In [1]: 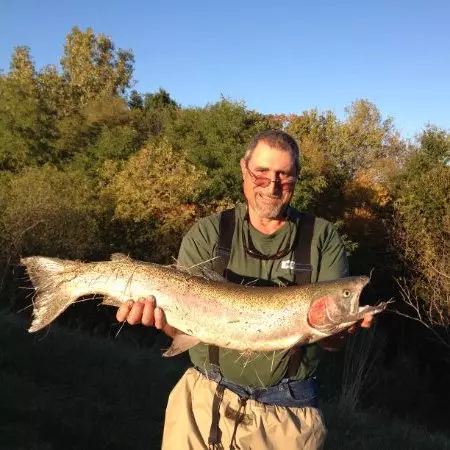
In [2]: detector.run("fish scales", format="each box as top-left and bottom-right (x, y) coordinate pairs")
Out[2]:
(21, 255), (389, 356)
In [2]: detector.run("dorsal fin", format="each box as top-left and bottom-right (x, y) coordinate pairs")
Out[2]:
(175, 258), (228, 283)
(110, 253), (132, 262)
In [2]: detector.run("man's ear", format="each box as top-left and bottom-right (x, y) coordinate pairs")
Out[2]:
(240, 159), (246, 178)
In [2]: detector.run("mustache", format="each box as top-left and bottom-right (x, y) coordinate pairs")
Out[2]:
(260, 194), (282, 200)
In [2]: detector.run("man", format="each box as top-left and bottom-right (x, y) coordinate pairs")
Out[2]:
(117, 130), (372, 449)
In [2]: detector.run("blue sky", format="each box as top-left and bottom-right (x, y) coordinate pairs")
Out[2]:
(1, 0), (449, 139)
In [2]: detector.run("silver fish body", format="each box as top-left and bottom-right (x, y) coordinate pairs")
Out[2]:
(21, 255), (388, 356)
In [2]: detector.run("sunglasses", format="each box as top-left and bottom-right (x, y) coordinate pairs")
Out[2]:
(242, 213), (296, 260)
(246, 166), (297, 191)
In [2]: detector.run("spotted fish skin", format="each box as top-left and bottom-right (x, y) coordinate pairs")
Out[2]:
(21, 255), (388, 356)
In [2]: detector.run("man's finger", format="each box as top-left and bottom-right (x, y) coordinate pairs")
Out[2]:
(154, 307), (167, 330)
(116, 299), (134, 322)
(360, 314), (374, 328)
(141, 296), (156, 327)
(126, 299), (145, 325)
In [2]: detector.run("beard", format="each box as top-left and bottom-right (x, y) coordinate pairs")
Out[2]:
(254, 194), (287, 219)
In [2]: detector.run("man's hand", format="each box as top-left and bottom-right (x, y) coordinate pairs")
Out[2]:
(318, 313), (374, 352)
(116, 296), (178, 338)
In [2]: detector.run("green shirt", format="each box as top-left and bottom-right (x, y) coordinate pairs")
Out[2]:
(177, 203), (348, 387)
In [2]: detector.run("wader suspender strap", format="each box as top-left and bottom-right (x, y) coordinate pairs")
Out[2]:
(211, 207), (236, 278)
(208, 345), (221, 376)
(208, 383), (226, 450)
(292, 214), (315, 286)
(287, 213), (315, 378)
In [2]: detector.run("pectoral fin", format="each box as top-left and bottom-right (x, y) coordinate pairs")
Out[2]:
(163, 332), (201, 357)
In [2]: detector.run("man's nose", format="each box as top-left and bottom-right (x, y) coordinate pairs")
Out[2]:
(267, 178), (282, 194)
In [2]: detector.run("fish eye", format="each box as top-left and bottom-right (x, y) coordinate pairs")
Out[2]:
(343, 289), (351, 298)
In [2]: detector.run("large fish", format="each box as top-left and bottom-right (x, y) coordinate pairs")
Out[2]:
(21, 254), (388, 356)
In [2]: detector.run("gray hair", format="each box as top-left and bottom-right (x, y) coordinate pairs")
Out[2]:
(243, 130), (300, 175)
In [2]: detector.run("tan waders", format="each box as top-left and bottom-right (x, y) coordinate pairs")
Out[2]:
(162, 368), (327, 450)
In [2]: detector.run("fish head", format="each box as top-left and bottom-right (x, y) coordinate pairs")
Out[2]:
(307, 276), (370, 335)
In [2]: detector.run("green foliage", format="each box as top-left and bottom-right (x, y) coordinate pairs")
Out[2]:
(144, 88), (178, 111)
(287, 101), (403, 216)
(0, 76), (40, 170)
(0, 29), (137, 173)
(340, 99), (396, 174)
(105, 141), (207, 220)
(9, 46), (36, 86)
(0, 166), (106, 261)
(101, 141), (209, 261)
(88, 124), (139, 162)
(61, 27), (134, 103)
(391, 127), (450, 324)
(160, 98), (273, 202)
(128, 89), (144, 110)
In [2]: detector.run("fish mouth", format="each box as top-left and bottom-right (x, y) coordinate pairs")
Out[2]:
(350, 276), (371, 315)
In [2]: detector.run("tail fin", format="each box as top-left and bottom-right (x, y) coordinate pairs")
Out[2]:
(21, 256), (79, 332)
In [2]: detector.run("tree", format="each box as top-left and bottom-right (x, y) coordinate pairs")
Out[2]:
(144, 88), (178, 111)
(9, 46), (36, 87)
(101, 141), (210, 262)
(392, 127), (450, 328)
(0, 166), (105, 261)
(0, 78), (35, 170)
(159, 98), (274, 202)
(61, 27), (134, 105)
(286, 110), (340, 213)
(128, 90), (143, 110)
(0, 47), (41, 170)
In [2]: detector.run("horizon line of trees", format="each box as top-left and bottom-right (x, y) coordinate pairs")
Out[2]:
(0, 27), (448, 340)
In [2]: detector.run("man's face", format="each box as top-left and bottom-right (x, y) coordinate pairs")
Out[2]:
(240, 141), (297, 220)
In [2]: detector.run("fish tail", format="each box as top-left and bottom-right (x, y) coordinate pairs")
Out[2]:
(21, 256), (81, 333)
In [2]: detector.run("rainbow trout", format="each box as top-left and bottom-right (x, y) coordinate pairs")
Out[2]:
(21, 254), (388, 356)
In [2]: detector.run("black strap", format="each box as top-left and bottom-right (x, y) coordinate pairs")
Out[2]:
(208, 345), (220, 367)
(293, 213), (315, 286)
(209, 208), (235, 378)
(287, 347), (303, 378)
(212, 207), (235, 279)
(287, 214), (315, 377)
(208, 384), (226, 450)
(229, 397), (248, 450)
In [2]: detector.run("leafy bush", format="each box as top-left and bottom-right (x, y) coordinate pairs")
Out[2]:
(0, 165), (106, 261)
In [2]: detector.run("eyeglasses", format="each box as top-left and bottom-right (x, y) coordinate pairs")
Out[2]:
(242, 213), (296, 260)
(246, 166), (297, 191)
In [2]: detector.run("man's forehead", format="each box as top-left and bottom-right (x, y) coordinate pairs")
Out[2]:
(248, 142), (296, 169)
